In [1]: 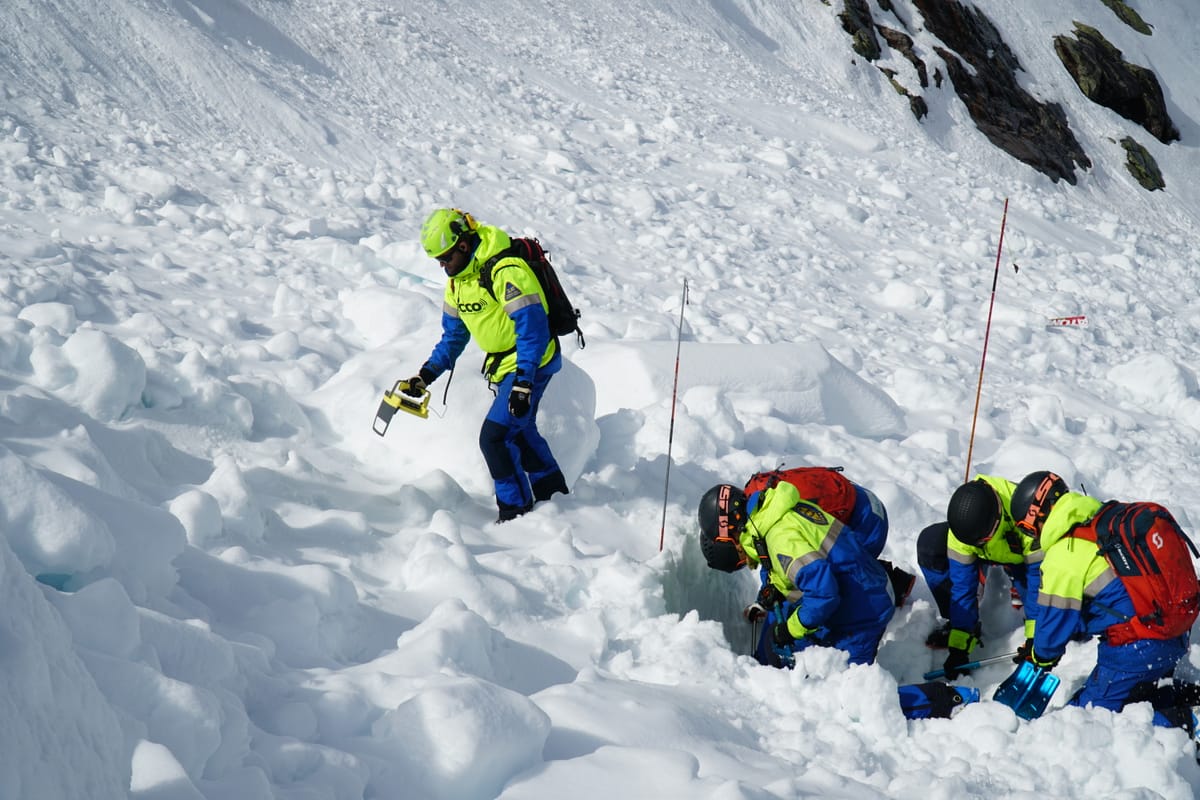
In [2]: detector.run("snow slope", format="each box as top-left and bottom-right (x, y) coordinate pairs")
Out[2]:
(1, 0), (1200, 797)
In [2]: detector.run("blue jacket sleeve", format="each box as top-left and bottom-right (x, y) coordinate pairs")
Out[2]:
(1031, 605), (1080, 662)
(510, 301), (551, 380)
(947, 557), (982, 633)
(424, 311), (470, 378)
(1033, 581), (1136, 661)
(1023, 559), (1042, 628)
(793, 558), (841, 631)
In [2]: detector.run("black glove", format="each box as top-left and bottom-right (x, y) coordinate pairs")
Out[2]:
(1030, 650), (1061, 671)
(1014, 641), (1060, 671)
(772, 621), (796, 649)
(402, 367), (437, 397)
(402, 376), (427, 397)
(756, 584), (785, 608)
(743, 603), (768, 623)
(508, 379), (533, 417)
(745, 584), (785, 622)
(943, 647), (972, 680)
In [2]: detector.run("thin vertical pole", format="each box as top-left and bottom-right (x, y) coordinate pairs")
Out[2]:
(965, 198), (1010, 482)
(659, 278), (689, 551)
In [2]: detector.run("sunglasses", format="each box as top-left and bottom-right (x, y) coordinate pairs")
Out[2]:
(435, 245), (457, 264)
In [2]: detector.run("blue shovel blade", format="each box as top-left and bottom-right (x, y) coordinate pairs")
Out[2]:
(993, 662), (1061, 720)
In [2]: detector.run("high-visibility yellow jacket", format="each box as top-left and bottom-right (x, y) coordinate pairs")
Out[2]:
(425, 225), (557, 382)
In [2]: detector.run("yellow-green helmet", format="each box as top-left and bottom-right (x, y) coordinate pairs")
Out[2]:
(420, 208), (475, 258)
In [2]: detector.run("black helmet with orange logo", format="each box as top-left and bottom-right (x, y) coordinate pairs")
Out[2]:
(697, 484), (749, 572)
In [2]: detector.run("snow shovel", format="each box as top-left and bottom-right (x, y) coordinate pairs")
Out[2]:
(993, 661), (1060, 720)
(922, 651), (1019, 681)
(372, 379), (430, 436)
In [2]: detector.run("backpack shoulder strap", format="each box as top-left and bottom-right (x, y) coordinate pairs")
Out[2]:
(480, 244), (531, 299)
(479, 247), (512, 298)
(1068, 499), (1121, 543)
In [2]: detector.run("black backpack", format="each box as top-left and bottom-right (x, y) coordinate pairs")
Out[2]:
(480, 238), (585, 348)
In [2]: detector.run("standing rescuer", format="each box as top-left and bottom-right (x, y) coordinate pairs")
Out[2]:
(405, 208), (568, 522)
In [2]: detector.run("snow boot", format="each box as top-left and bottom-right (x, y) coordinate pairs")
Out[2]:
(898, 682), (980, 719)
(496, 501), (532, 523)
(532, 470), (569, 503)
(882, 561), (917, 608)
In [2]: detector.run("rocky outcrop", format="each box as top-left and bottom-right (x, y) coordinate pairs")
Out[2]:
(879, 67), (929, 119)
(878, 26), (929, 88)
(836, 2), (930, 120)
(1054, 23), (1179, 144)
(825, 0), (1181, 190)
(1100, 0), (1153, 35)
(839, 0), (881, 60)
(912, 0), (1091, 184)
(1120, 137), (1165, 190)
(829, 0), (1090, 182)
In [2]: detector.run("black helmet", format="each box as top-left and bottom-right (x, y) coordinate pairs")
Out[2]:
(1010, 471), (1068, 535)
(697, 484), (749, 572)
(946, 480), (1001, 545)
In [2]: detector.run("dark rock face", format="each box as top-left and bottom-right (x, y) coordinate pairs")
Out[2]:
(828, 0), (1176, 190)
(912, 0), (1021, 73)
(1100, 0), (1153, 35)
(1121, 136), (1165, 190)
(912, 0), (1091, 183)
(880, 67), (930, 119)
(878, 26), (929, 88)
(1054, 23), (1179, 144)
(839, 0), (881, 60)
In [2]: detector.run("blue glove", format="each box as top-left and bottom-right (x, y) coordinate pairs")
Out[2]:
(508, 379), (533, 417)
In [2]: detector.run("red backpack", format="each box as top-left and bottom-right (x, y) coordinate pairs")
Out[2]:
(1073, 501), (1200, 645)
(743, 466), (856, 524)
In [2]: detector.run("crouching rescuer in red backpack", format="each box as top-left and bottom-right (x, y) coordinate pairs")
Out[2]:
(1005, 470), (1200, 728)
(696, 480), (982, 721)
(697, 481), (895, 667)
(405, 208), (568, 522)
